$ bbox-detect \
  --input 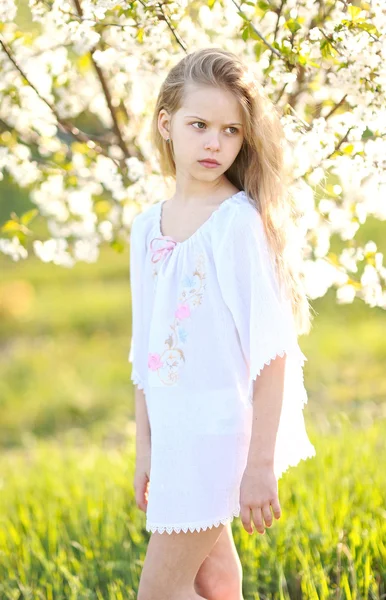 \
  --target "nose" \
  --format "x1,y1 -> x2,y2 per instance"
204,134 -> 220,151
